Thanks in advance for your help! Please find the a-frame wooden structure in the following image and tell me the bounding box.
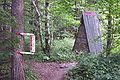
[73,12,103,53]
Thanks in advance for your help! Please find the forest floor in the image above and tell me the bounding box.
[26,61,77,80]
[0,59,10,80]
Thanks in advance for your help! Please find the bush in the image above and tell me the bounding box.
[65,54,120,80]
[52,38,75,53]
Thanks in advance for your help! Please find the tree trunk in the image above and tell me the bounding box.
[32,0,44,51]
[106,4,113,56]
[3,0,7,10]
[11,0,25,80]
[74,0,80,20]
[45,0,50,54]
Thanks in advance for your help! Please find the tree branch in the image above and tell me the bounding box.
[31,0,40,17]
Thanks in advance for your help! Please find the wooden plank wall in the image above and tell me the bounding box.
[83,12,103,53]
[72,16,89,53]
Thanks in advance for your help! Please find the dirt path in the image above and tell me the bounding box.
[27,62,77,80]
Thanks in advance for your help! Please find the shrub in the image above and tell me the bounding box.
[65,54,120,80]
[52,38,75,53]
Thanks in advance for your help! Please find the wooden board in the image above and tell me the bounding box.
[83,12,103,53]
[72,23,89,53]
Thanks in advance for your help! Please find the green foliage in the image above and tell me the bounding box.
[0,10,11,25]
[49,38,78,62]
[111,34,120,54]
[0,52,11,80]
[0,8,16,27]
[25,38,81,62]
[65,54,120,80]
[50,0,80,39]
[0,62,11,80]
[0,5,16,52]
[96,0,120,54]
[52,38,74,52]
[25,65,39,80]
[30,51,79,62]
[0,52,11,60]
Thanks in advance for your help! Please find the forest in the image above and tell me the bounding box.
[0,0,120,80]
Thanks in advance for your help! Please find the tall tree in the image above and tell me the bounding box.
[45,0,50,54]
[106,3,113,56]
[11,0,25,80]
[32,0,44,51]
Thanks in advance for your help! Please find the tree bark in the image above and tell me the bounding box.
[106,4,113,56]
[45,0,50,54]
[11,0,25,80]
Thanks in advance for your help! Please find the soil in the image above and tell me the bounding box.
[27,61,77,80]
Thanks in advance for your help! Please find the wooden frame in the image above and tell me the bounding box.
[17,33,35,54]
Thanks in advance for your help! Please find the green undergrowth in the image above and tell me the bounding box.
[0,51,10,60]
[0,51,11,80]
[28,51,81,62]
[24,52,81,62]
[65,53,120,80]
[25,64,39,80]
[52,38,74,52]
[24,38,82,62]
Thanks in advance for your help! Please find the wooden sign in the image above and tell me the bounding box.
[73,12,103,53]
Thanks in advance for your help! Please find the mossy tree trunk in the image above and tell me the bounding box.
[45,0,51,54]
[106,4,113,56]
